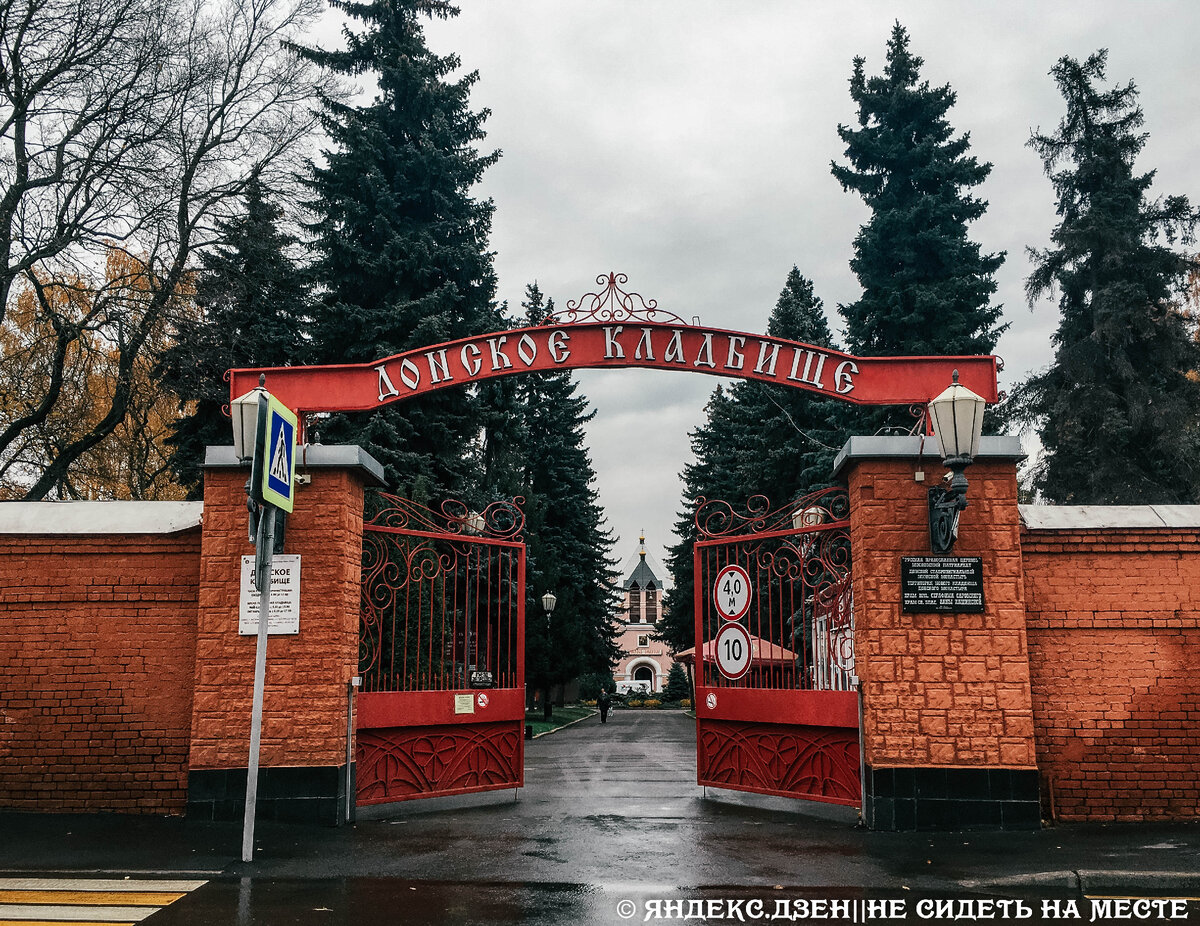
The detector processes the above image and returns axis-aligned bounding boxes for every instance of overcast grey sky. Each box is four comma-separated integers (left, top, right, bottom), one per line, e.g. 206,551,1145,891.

392,2,1200,573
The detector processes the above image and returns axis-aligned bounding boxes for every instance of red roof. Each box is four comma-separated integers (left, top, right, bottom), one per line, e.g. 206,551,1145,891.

675,634,800,666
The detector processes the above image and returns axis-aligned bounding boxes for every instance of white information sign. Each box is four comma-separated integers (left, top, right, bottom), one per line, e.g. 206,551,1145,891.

714,622,752,680
712,564,752,621
238,554,300,635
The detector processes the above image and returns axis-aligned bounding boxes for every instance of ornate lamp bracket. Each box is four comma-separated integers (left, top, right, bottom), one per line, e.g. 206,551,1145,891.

927,455,971,555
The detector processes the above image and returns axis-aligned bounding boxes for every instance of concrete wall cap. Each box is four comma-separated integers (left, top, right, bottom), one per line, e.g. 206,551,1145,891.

1020,504,1200,530
203,444,387,487
0,500,203,534
831,434,1025,479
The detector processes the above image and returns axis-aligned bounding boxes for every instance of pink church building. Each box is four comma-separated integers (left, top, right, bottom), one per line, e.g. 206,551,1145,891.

613,535,677,694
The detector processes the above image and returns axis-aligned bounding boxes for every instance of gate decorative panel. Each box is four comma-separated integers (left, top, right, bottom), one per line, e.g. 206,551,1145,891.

356,722,523,804
697,721,860,804
690,488,861,806
356,495,525,805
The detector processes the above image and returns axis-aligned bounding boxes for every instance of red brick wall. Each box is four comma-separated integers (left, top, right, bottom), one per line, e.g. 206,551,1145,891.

188,467,365,771
849,459,1038,770
0,531,200,813
1022,527,1200,821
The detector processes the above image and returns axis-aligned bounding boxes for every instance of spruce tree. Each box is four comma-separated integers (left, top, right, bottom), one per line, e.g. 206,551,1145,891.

514,284,620,707
160,175,309,496
1018,51,1200,504
659,385,745,652
299,0,498,499
832,23,1005,433
661,662,691,703
735,267,847,501
660,269,846,652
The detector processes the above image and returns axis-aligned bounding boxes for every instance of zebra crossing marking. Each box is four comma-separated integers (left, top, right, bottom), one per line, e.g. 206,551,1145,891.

0,877,206,926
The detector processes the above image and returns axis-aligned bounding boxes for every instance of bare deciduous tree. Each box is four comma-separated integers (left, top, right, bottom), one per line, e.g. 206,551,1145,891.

0,0,324,498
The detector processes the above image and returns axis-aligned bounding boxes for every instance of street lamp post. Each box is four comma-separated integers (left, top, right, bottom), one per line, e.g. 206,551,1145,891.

541,590,556,722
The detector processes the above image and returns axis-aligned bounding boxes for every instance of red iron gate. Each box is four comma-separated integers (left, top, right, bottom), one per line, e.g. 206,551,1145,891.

692,489,861,806
355,495,525,805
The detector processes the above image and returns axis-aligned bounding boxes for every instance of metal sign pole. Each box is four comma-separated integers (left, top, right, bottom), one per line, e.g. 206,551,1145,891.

241,503,276,863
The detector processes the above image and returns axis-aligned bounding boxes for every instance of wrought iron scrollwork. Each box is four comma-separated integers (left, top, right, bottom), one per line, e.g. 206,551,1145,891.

693,486,849,539
359,532,461,682
694,487,853,692
366,493,525,541
360,493,524,693
543,272,688,326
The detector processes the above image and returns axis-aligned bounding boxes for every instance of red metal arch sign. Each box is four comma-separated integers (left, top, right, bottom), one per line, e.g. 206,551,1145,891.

227,274,998,417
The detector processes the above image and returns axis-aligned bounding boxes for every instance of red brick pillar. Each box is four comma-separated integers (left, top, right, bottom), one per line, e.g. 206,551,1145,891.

188,445,384,825
833,435,1039,830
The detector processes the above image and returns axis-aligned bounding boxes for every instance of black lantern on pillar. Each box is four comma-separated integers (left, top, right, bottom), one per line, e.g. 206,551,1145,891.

927,371,987,554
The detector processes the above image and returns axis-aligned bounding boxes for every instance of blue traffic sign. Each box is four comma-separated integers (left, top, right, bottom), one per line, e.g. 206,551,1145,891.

261,395,297,512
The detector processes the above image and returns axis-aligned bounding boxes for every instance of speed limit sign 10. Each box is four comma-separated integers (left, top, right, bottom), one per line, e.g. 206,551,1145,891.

713,564,752,621
714,622,752,680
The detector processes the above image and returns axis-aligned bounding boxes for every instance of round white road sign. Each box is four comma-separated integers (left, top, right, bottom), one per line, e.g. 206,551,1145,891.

712,564,752,621
713,622,753,681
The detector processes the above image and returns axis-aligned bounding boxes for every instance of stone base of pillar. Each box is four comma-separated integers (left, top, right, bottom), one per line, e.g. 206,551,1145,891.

863,765,1040,831
186,764,355,827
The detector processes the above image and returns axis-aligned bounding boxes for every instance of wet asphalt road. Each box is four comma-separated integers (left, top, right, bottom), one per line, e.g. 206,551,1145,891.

5,711,1200,924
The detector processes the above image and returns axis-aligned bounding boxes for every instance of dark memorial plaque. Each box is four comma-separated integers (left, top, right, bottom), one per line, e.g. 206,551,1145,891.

901,556,985,613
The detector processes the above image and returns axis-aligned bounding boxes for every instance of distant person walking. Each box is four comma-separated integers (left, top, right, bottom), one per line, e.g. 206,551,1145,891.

598,689,611,724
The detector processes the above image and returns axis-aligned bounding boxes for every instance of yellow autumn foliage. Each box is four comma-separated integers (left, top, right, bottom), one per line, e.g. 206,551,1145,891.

0,250,196,499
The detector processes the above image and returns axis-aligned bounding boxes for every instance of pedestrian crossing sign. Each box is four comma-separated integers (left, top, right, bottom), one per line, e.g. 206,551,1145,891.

261,395,297,512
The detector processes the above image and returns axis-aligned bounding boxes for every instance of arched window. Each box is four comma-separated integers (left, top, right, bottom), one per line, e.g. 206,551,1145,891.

644,582,658,623
627,584,641,622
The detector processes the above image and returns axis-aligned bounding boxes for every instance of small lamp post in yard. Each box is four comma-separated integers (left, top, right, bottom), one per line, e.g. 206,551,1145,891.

540,590,556,722
926,370,988,554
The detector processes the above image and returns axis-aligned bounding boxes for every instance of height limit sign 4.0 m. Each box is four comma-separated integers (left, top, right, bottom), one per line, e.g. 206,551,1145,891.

713,564,752,621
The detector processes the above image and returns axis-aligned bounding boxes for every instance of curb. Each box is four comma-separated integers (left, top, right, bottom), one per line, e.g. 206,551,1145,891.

530,710,597,738
0,869,225,880
963,870,1200,896
1080,870,1200,895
